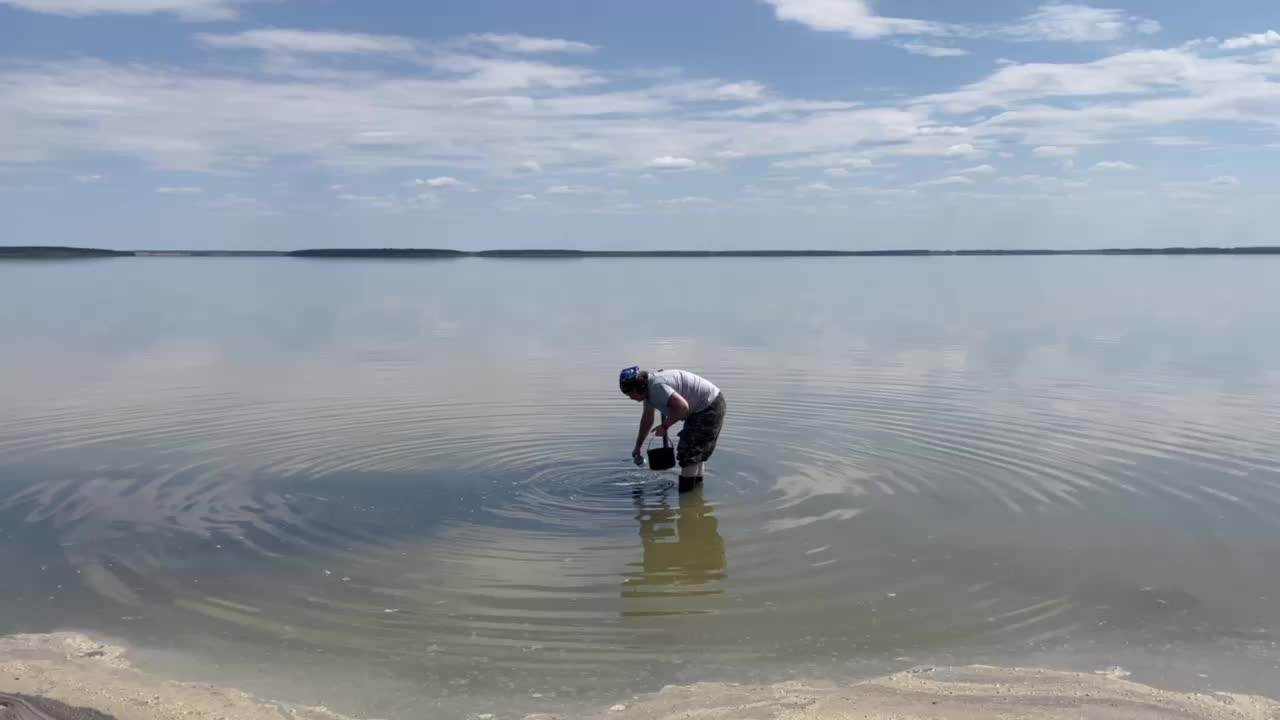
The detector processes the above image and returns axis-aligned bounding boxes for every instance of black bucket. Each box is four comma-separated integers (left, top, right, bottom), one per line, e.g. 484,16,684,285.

647,433,676,471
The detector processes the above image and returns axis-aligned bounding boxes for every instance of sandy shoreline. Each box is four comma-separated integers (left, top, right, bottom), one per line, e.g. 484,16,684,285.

3,632,1279,720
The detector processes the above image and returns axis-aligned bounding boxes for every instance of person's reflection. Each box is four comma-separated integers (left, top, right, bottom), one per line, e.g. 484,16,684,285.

621,484,726,613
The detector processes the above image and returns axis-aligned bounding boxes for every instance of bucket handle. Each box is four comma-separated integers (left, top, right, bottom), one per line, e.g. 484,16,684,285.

647,430,672,451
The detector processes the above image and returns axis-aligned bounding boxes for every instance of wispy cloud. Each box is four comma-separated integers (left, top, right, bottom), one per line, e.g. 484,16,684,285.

416,176,465,189
1147,136,1205,147
763,1,1160,46
463,33,597,54
774,154,873,170
797,181,836,193
713,82,767,100
917,175,975,187
648,156,698,170
1033,146,1078,158
0,0,236,21
336,192,399,209
1002,3,1160,43
999,174,1089,190
1093,160,1137,171
3,22,1278,208
545,184,597,195
155,185,202,193
196,29,418,55
898,42,970,58
945,144,983,158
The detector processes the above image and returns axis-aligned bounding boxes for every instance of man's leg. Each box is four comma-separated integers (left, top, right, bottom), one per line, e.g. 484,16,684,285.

678,464,702,493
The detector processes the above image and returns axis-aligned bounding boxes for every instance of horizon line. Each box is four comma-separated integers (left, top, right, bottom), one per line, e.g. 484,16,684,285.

4,245,1280,259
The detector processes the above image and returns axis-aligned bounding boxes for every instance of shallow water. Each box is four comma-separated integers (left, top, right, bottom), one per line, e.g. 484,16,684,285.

2,256,1280,717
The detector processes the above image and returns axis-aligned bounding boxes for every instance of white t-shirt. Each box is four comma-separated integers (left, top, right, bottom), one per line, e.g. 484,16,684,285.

647,369,721,417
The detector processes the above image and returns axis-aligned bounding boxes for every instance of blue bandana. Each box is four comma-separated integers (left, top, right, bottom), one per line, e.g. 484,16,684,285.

619,366,640,387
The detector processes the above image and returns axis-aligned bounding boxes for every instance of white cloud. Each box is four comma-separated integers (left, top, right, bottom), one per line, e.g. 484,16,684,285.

945,143,981,157
958,164,996,174
665,195,712,205
999,174,1089,191
713,82,767,100
763,0,954,39
0,0,234,20
1135,19,1162,35
196,29,418,55
1162,177,1242,198
648,155,697,170
1003,3,1161,43
430,54,602,90
336,192,398,209
924,48,1256,116
1220,30,1280,51
155,186,202,193
824,167,851,177
0,57,926,174
717,99,861,118
916,125,968,136
917,175,975,187
73,173,104,184
516,194,537,201
1147,136,1205,147
546,185,595,194
797,181,836,193
515,161,543,174
464,33,597,54
1033,145,1078,158
1093,160,1137,171
763,1,1158,45
898,42,970,58
417,176,463,188
5,29,1279,193
776,154,873,170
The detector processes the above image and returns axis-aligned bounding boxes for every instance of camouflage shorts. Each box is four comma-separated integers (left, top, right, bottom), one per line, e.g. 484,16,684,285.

677,393,726,467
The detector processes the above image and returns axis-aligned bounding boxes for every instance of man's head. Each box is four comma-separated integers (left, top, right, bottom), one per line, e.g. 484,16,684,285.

619,366,648,401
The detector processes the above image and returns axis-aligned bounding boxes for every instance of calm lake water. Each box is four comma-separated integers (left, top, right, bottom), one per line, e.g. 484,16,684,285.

2,256,1280,718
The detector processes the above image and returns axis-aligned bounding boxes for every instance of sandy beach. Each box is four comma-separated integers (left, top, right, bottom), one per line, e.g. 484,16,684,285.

3,632,1278,720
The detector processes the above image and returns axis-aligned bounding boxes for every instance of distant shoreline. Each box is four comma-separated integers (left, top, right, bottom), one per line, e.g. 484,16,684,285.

4,245,1280,260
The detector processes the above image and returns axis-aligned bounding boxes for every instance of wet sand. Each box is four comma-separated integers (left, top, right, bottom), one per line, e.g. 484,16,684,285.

0,634,350,720
4,633,1279,720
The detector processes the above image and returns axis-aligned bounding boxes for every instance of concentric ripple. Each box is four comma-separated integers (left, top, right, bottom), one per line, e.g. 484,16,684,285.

3,257,1280,706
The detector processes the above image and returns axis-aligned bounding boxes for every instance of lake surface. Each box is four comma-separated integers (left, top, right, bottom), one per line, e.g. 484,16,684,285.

2,256,1280,718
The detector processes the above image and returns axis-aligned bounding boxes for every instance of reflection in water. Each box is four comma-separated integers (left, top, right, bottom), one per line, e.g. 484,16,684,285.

622,486,726,614
3,258,1280,716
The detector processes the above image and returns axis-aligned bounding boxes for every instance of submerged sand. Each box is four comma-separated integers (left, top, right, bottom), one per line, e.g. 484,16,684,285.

2,632,1279,720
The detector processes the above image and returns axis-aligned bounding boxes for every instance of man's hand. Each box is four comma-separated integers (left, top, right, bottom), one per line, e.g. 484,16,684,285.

632,447,644,465
652,423,670,437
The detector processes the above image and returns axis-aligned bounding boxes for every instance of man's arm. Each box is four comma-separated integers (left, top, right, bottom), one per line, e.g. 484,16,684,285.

634,402,656,454
656,393,690,434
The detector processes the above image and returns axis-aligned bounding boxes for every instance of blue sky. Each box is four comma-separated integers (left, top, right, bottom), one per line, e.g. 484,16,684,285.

1,0,1278,250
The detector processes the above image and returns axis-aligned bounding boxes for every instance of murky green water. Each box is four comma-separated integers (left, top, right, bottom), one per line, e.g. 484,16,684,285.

2,256,1279,718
